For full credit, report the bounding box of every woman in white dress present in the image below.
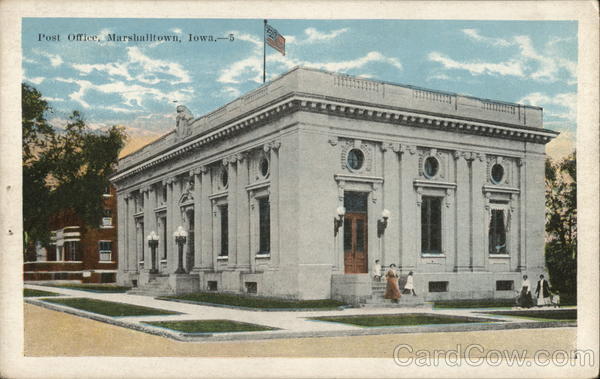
[404,271,417,296]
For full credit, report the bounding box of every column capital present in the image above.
[163,176,175,185]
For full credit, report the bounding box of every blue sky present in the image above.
[22,18,577,157]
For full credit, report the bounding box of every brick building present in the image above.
[23,186,118,283]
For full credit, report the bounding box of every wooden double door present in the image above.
[343,212,368,274]
[343,191,369,273]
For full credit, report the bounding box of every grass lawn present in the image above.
[46,283,131,293]
[42,297,179,317]
[311,313,495,327]
[144,319,278,333]
[162,292,347,309]
[24,288,60,297]
[484,309,576,321]
[434,298,517,309]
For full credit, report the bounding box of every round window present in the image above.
[221,169,228,188]
[424,156,439,178]
[491,163,504,184]
[260,157,269,177]
[347,149,365,170]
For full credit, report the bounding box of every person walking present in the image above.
[535,274,551,306]
[518,275,533,308]
[403,271,417,296]
[384,263,401,303]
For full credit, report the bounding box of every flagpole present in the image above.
[263,19,267,83]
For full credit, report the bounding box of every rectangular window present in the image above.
[98,241,112,261]
[162,185,167,205]
[258,197,270,254]
[421,196,442,254]
[428,281,449,292]
[64,241,81,261]
[207,281,218,291]
[496,280,514,291]
[101,208,113,227]
[489,209,507,254]
[100,273,115,283]
[220,205,228,256]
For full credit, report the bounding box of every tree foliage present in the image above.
[22,83,127,257]
[545,151,577,295]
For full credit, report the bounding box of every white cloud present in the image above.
[518,92,577,121]
[171,28,183,34]
[221,86,241,98]
[41,96,64,102]
[127,47,191,84]
[430,30,577,84]
[26,76,45,85]
[33,49,63,67]
[72,62,133,81]
[428,52,524,77]
[462,29,511,47]
[301,27,349,44]
[54,77,193,110]
[219,47,402,85]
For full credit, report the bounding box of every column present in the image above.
[249,190,258,273]
[226,157,238,266]
[116,193,128,278]
[269,141,281,266]
[200,168,213,270]
[236,153,250,270]
[400,145,418,272]
[471,153,486,271]
[454,151,471,271]
[192,167,203,272]
[126,194,137,272]
[381,143,401,268]
[142,186,151,270]
[517,158,526,271]
[170,176,183,273]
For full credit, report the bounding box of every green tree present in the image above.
[22,83,127,259]
[22,84,55,257]
[544,151,577,295]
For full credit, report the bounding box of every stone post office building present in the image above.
[111,67,557,302]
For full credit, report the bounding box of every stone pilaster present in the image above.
[381,142,402,268]
[517,158,527,271]
[200,168,213,270]
[191,167,204,272]
[471,153,486,271]
[400,145,418,272]
[226,156,238,266]
[236,153,250,270]
[126,193,137,272]
[454,151,472,271]
[116,194,128,279]
[267,140,281,266]
[170,176,183,273]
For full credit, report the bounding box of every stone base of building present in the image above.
[117,267,546,301]
[169,273,200,295]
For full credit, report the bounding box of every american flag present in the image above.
[265,23,285,56]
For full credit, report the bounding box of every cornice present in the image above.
[112,94,558,183]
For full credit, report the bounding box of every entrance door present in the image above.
[343,192,368,274]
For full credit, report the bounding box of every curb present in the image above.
[26,299,576,343]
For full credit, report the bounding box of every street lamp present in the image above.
[173,226,187,274]
[334,206,346,236]
[377,209,391,238]
[147,231,159,274]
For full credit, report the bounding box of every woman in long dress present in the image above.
[384,264,401,303]
[518,275,533,308]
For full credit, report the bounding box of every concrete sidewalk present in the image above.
[24,283,576,342]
